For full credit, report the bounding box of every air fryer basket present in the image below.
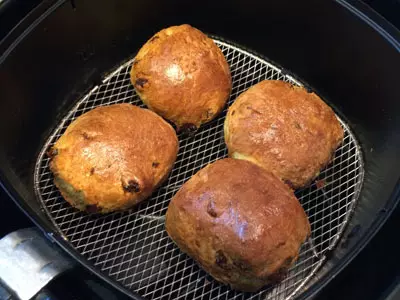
[34,40,364,300]
[1,1,400,300]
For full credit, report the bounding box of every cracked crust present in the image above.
[49,104,178,213]
[166,159,310,292]
[224,80,344,188]
[130,24,232,130]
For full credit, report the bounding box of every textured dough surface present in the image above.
[166,158,311,292]
[49,104,178,213]
[131,24,232,129]
[225,80,344,188]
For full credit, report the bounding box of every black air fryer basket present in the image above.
[1,1,400,300]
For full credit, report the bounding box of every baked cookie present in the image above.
[224,80,343,188]
[131,24,232,132]
[49,104,178,213]
[166,158,310,292]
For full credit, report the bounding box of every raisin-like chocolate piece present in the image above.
[47,147,58,158]
[207,200,218,218]
[284,179,295,189]
[152,161,160,168]
[179,123,197,137]
[82,132,91,140]
[123,180,141,193]
[233,259,250,271]
[86,204,99,213]
[90,168,95,175]
[282,256,294,267]
[135,78,148,88]
[246,106,262,115]
[215,250,227,267]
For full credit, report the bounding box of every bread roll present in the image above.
[131,24,232,132]
[166,158,310,292]
[49,104,178,213]
[224,80,344,188]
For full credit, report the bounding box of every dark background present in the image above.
[1,0,399,299]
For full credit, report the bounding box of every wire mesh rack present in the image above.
[34,39,364,300]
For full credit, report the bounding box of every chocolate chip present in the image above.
[277,241,286,248]
[207,200,217,218]
[215,250,227,266]
[246,106,262,114]
[179,123,197,137]
[284,179,295,189]
[152,161,160,168]
[231,110,236,116]
[135,78,148,88]
[82,132,91,140]
[123,180,141,193]
[283,256,294,267]
[294,122,302,129]
[86,204,99,213]
[90,168,95,175]
[47,148,58,158]
[233,260,250,271]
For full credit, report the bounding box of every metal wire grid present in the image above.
[34,40,364,300]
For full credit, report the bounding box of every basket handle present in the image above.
[0,228,75,300]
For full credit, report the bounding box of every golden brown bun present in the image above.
[49,104,178,213]
[165,158,310,292]
[224,80,344,188]
[131,24,232,131]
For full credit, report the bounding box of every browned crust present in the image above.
[131,24,232,129]
[224,80,344,188]
[49,104,178,213]
[165,158,310,292]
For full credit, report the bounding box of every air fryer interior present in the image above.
[1,1,400,300]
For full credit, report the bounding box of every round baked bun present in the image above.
[224,80,344,189]
[49,104,178,213]
[130,24,232,132]
[165,158,310,292]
